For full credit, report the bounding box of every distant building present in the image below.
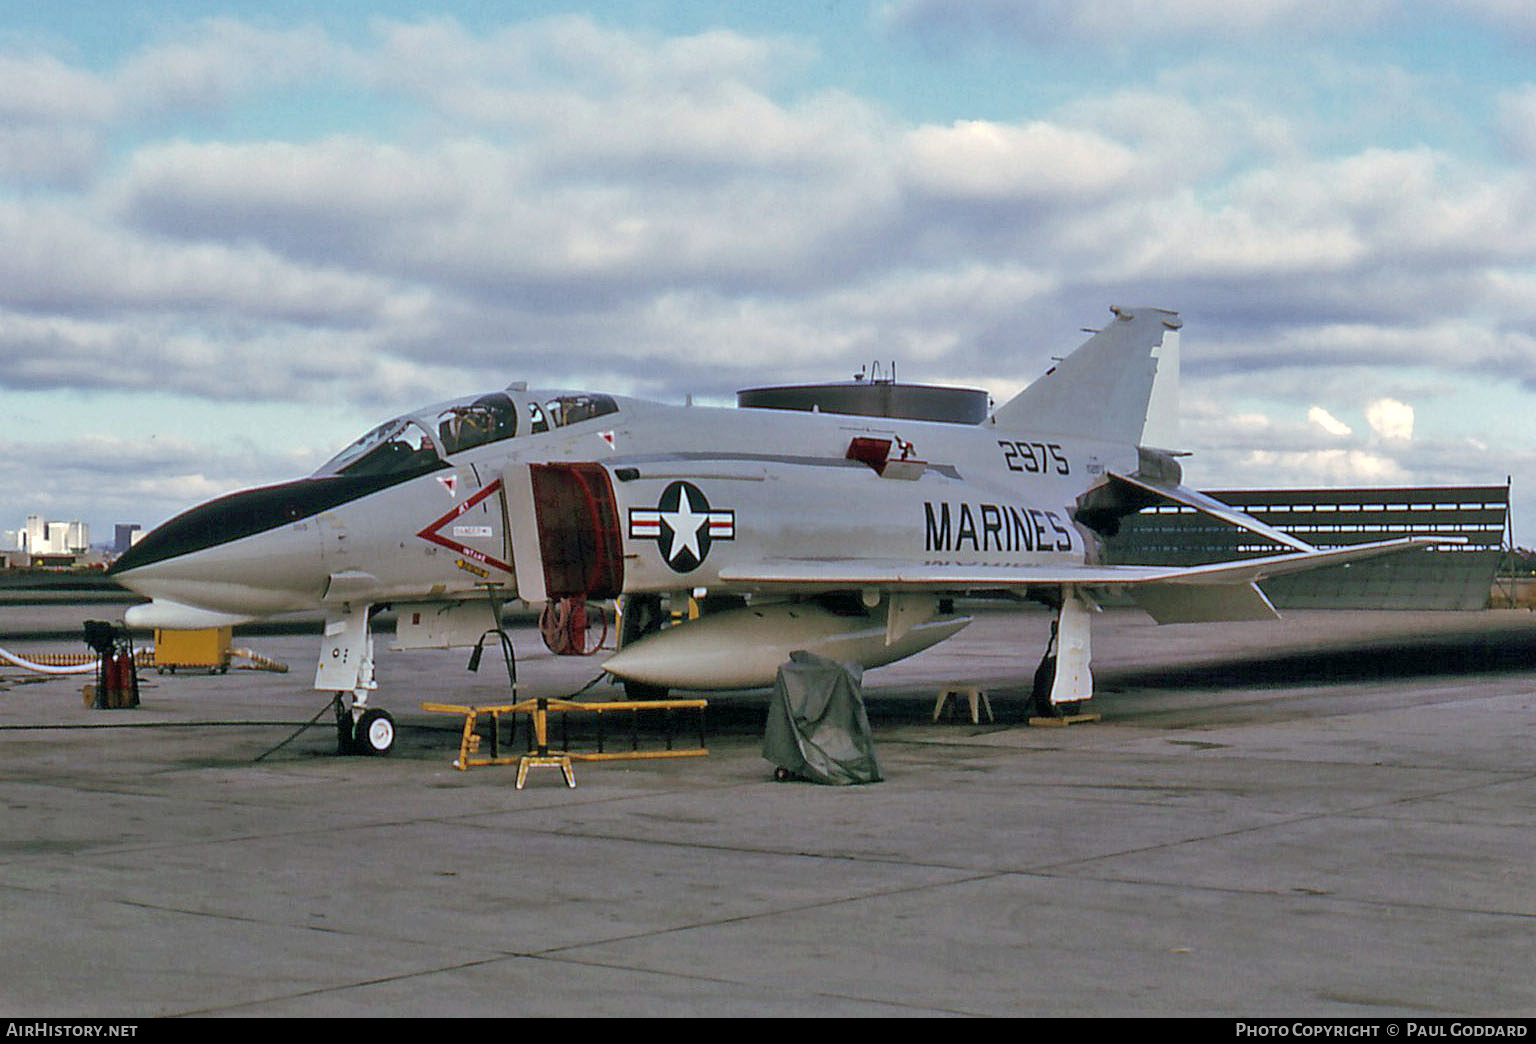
[16,515,90,555]
[1105,484,1509,610]
[114,524,142,554]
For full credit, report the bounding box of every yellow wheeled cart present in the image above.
[153,627,233,674]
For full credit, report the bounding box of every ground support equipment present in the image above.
[422,696,709,789]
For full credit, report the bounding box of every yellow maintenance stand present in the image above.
[422,696,709,789]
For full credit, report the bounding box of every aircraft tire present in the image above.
[1030,654,1057,717]
[356,708,396,756]
[336,707,358,755]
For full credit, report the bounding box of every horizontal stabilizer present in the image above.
[1154,536,1451,586]
[1107,471,1316,553]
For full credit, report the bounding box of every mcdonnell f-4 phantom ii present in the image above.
[109,307,1442,755]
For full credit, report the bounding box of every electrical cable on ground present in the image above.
[252,698,341,762]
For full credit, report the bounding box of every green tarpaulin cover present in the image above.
[762,651,882,785]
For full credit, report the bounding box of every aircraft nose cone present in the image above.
[109,469,439,592]
[109,477,338,580]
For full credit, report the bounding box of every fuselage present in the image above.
[111,385,1137,626]
[110,307,1202,718]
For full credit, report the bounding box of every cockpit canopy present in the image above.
[314,390,619,478]
[438,392,519,455]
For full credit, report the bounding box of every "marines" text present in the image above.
[924,502,1075,553]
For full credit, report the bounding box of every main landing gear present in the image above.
[1031,587,1094,720]
[615,593,671,701]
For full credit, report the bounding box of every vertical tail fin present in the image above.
[991,306,1181,448]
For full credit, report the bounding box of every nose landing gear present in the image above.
[342,704,396,755]
[333,697,396,755]
[320,603,398,755]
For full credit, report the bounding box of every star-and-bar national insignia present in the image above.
[628,480,735,573]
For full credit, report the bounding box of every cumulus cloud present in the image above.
[0,198,409,333]
[1365,397,1414,441]
[0,53,112,185]
[1233,448,1411,484]
[2,12,1535,535]
[0,54,108,119]
[903,120,1135,201]
[1308,406,1354,437]
[0,433,324,530]
[881,0,1391,44]
[112,18,342,116]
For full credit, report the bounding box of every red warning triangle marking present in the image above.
[417,479,514,574]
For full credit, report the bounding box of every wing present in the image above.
[716,537,1448,623]
[716,537,1440,589]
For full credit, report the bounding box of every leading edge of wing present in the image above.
[715,537,1451,591]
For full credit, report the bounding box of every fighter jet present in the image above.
[109,307,1439,754]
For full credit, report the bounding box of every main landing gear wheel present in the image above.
[1030,654,1058,718]
[355,708,396,756]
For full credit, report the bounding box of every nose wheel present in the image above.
[356,708,396,755]
[335,698,396,755]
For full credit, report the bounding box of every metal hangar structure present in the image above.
[1103,485,1510,610]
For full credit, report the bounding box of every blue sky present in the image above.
[2,1,1534,544]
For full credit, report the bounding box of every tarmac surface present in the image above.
[1,604,1534,1017]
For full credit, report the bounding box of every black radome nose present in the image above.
[110,470,432,576]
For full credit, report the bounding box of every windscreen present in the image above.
[314,418,443,477]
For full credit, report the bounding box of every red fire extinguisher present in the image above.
[103,649,139,708]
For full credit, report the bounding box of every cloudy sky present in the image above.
[3,1,1534,544]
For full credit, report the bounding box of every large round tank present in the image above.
[736,380,989,424]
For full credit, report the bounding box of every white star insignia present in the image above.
[661,486,708,564]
